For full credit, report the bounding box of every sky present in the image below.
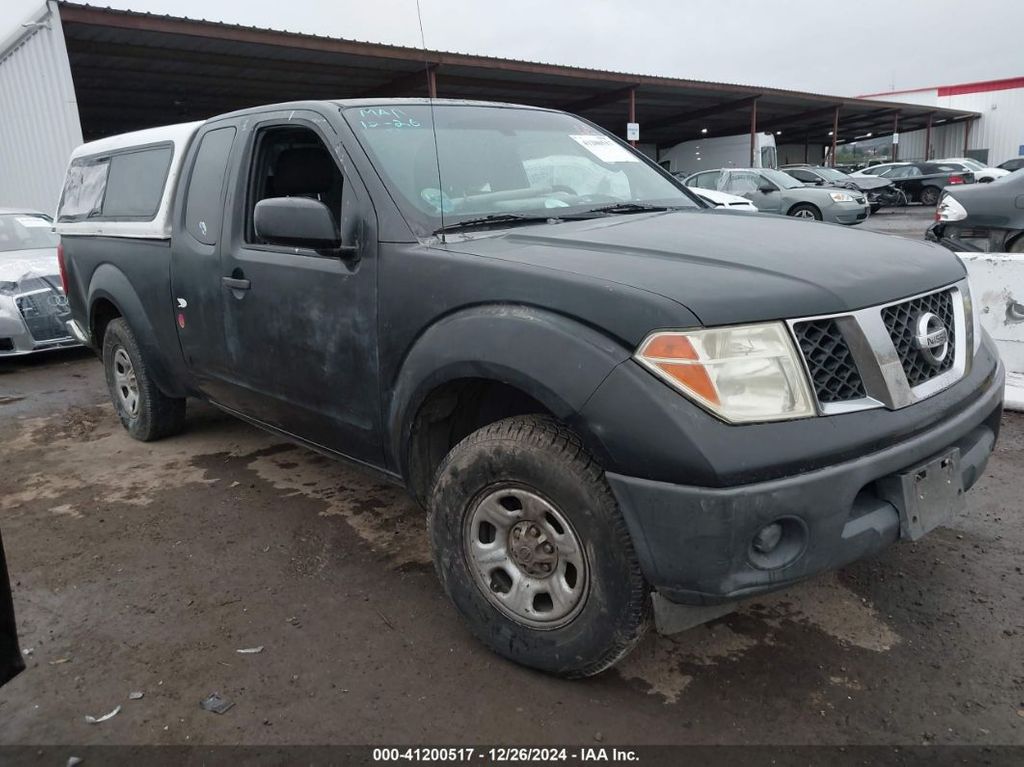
[6,0,1023,96]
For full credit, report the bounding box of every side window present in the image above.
[728,171,762,194]
[185,127,237,246]
[246,125,343,245]
[102,146,174,218]
[58,160,109,221]
[788,169,815,182]
[689,171,720,190]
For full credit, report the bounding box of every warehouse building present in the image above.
[859,78,1024,165]
[1,1,979,212]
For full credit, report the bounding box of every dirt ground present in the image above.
[0,346,1021,749]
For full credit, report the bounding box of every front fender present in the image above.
[387,304,632,476]
[88,264,187,398]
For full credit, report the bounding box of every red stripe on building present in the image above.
[937,77,1024,97]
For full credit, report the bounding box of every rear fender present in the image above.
[88,264,187,398]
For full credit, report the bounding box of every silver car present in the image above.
[684,168,870,225]
[0,210,79,356]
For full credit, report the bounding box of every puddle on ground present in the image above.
[616,573,900,704]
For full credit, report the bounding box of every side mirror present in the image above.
[758,184,777,194]
[254,197,342,250]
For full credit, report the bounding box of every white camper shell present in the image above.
[55,122,202,239]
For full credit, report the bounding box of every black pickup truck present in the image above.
[56,99,1004,677]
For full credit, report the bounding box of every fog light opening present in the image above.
[748,517,807,570]
[752,522,783,554]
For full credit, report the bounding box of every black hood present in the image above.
[451,209,966,326]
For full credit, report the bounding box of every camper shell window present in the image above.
[58,143,174,223]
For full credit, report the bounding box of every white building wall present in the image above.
[859,83,1024,164]
[0,2,82,214]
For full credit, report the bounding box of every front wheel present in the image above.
[103,318,186,441]
[428,416,649,677]
[788,203,822,220]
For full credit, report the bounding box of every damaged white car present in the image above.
[0,210,78,356]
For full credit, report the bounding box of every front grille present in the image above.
[15,280,72,344]
[881,289,956,387]
[793,318,866,403]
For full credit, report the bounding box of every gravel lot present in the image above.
[1,207,1022,750]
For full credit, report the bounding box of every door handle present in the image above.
[222,276,251,291]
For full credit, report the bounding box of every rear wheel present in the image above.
[1009,234,1024,253]
[428,415,649,677]
[103,318,186,441]
[788,203,822,220]
[920,186,942,206]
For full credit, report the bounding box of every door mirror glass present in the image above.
[254,197,339,248]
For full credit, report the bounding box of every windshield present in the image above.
[344,104,697,233]
[759,169,804,190]
[816,168,850,182]
[0,214,58,253]
[954,158,985,171]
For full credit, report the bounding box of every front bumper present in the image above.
[605,356,1004,606]
[829,203,870,225]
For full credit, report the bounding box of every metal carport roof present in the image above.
[58,2,978,152]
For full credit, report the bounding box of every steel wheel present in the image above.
[111,346,139,417]
[464,486,589,629]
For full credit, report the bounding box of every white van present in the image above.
[659,132,778,176]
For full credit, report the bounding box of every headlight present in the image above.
[635,323,816,423]
[936,194,967,222]
[828,191,856,203]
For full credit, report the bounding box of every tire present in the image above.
[870,204,882,214]
[428,415,649,678]
[920,186,942,206]
[103,318,186,441]
[787,203,822,220]
[1009,234,1024,253]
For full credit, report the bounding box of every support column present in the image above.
[427,67,437,99]
[924,113,933,160]
[963,118,972,155]
[628,87,636,147]
[830,107,839,167]
[749,99,758,166]
[891,113,900,161]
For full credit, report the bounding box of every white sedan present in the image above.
[933,158,1010,184]
[690,187,759,212]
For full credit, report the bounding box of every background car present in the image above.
[850,161,909,177]
[928,170,1024,253]
[685,167,870,224]
[855,162,975,206]
[933,157,1009,183]
[784,165,895,213]
[679,184,759,212]
[997,157,1024,172]
[0,210,78,356]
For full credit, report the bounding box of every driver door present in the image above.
[727,170,782,213]
[214,111,383,465]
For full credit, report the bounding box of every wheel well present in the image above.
[90,298,121,350]
[788,202,819,215]
[406,378,555,506]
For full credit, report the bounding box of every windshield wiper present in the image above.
[433,213,561,235]
[581,202,670,216]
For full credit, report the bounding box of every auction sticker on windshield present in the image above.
[569,134,639,163]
